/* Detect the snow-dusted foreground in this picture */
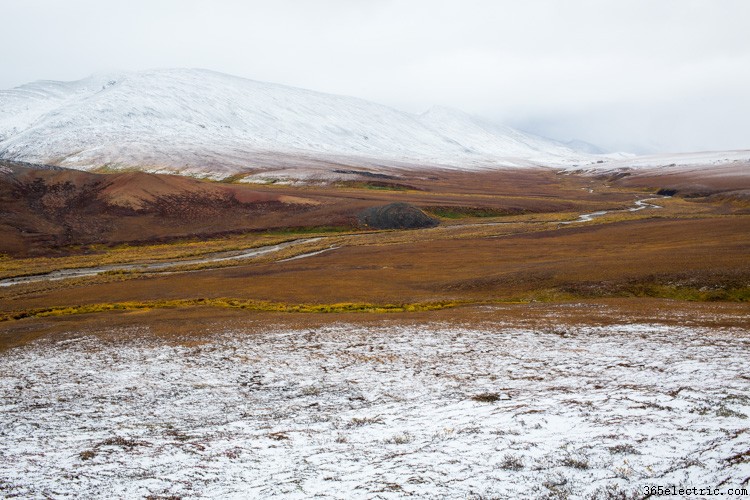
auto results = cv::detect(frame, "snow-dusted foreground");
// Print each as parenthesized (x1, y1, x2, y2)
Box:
(1, 323, 749, 498)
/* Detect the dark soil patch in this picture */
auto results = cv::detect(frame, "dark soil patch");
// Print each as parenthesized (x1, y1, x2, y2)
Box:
(471, 393, 502, 403)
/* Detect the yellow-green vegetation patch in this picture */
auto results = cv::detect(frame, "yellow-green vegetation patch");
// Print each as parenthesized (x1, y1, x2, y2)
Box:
(217, 173, 250, 183)
(0, 298, 468, 322)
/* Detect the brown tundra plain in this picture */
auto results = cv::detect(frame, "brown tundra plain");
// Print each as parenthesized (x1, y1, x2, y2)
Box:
(1, 159, 749, 498)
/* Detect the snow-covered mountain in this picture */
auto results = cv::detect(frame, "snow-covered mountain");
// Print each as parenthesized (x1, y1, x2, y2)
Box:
(0, 69, 591, 179)
(565, 139, 606, 155)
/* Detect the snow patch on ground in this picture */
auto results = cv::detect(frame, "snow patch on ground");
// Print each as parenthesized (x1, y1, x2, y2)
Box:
(1, 324, 748, 498)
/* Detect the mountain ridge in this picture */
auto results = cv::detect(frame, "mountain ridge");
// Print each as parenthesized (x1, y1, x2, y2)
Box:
(0, 68, 592, 179)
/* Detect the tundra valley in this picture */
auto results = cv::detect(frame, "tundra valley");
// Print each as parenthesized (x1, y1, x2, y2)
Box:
(0, 69, 748, 499)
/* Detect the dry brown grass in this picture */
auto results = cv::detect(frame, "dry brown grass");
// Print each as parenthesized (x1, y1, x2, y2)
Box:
(0, 194, 711, 283)
(0, 165, 634, 257)
(1, 298, 747, 353)
(1, 166, 748, 350)
(0, 229, 360, 280)
(2, 214, 747, 315)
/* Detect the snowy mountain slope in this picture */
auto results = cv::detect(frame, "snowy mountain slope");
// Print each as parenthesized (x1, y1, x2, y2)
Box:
(418, 106, 583, 165)
(565, 139, 606, 155)
(0, 69, 591, 178)
(0, 77, 112, 143)
(565, 149, 750, 176)
(564, 150, 750, 202)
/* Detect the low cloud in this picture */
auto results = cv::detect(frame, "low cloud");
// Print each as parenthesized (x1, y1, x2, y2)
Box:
(2, 0, 748, 153)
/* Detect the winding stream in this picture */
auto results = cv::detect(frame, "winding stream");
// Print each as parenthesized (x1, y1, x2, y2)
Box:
(0, 238, 321, 287)
(559, 197, 664, 225)
(0, 197, 666, 288)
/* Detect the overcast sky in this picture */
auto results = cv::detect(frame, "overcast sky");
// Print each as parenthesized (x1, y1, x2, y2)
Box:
(2, 0, 749, 153)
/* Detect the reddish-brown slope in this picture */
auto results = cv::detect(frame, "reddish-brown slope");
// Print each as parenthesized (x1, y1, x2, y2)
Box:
(0, 162, 326, 256)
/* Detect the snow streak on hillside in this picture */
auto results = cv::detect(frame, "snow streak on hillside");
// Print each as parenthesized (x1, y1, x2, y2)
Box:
(0, 69, 589, 178)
